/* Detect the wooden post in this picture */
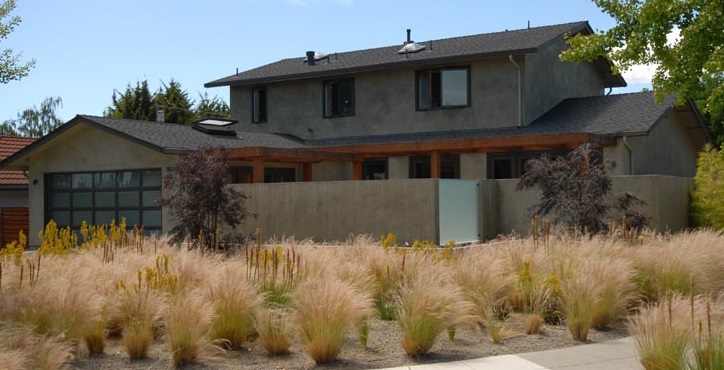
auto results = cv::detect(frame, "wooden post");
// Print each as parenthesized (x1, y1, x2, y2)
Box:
(252, 158, 264, 183)
(431, 151, 441, 179)
(302, 163, 313, 182)
(353, 160, 363, 180)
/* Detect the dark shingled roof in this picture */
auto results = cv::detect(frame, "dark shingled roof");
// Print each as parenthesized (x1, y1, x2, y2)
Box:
(78, 115, 305, 151)
(206, 21, 624, 88)
(307, 92, 674, 147)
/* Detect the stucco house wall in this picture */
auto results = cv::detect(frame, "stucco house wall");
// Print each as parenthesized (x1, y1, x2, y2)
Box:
(24, 123, 180, 245)
(628, 112, 701, 177)
(524, 37, 606, 124)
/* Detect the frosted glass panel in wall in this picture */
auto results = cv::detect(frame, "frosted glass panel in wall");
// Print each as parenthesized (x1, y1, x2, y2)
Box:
(438, 180, 478, 244)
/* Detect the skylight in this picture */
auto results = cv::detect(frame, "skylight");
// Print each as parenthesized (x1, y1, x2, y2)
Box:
(194, 118, 235, 127)
(398, 42, 427, 54)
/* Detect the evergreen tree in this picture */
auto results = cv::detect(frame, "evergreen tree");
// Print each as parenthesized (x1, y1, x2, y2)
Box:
(193, 92, 230, 121)
(154, 79, 194, 125)
(105, 80, 155, 121)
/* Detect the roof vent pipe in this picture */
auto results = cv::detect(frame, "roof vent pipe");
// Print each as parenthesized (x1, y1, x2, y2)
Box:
(306, 51, 316, 66)
(406, 29, 412, 44)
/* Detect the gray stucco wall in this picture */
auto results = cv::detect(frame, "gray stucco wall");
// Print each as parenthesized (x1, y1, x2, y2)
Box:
(627, 113, 700, 177)
(229, 43, 608, 140)
(524, 37, 606, 124)
(233, 180, 439, 244)
(487, 175, 692, 237)
(25, 123, 180, 245)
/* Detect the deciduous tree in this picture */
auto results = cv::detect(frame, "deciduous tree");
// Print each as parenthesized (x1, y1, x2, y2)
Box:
(158, 147, 250, 250)
(561, 0, 724, 146)
(0, 0, 35, 84)
(2, 96, 63, 137)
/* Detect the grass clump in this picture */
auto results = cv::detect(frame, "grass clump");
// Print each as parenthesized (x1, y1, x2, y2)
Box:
(397, 271, 471, 356)
(558, 261, 601, 341)
(293, 279, 372, 364)
(166, 292, 217, 367)
(207, 264, 262, 349)
(253, 308, 294, 355)
(0, 321, 73, 370)
(629, 294, 696, 370)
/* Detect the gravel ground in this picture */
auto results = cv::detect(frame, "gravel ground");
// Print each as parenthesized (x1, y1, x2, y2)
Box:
(70, 314, 630, 370)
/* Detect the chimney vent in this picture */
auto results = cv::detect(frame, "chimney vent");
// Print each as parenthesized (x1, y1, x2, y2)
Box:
(406, 29, 412, 44)
(306, 51, 316, 65)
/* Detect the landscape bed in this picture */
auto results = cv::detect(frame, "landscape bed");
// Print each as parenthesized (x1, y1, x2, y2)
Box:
(0, 225, 722, 370)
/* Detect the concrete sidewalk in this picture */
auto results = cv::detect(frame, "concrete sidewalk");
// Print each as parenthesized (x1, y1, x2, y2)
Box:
(379, 337, 642, 370)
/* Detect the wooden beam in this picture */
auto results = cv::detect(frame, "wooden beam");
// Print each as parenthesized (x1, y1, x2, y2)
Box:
(314, 133, 615, 155)
(430, 151, 441, 179)
(252, 158, 264, 183)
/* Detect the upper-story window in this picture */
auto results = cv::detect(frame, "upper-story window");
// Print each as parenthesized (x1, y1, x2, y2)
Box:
(416, 67, 470, 110)
(252, 87, 267, 123)
(323, 79, 355, 118)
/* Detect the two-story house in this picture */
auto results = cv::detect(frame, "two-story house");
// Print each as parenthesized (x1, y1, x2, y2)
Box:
(0, 21, 711, 245)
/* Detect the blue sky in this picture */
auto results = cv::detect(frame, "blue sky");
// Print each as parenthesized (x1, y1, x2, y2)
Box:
(1, 0, 652, 123)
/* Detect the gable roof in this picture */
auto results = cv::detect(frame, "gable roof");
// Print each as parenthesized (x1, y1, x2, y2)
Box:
(76, 116, 305, 152)
(206, 21, 625, 88)
(0, 136, 36, 187)
(0, 116, 305, 171)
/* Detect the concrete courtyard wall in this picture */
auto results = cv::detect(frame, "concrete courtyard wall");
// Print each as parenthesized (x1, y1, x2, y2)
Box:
(232, 179, 439, 244)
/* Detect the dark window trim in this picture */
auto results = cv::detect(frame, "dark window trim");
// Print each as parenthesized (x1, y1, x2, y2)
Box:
(251, 87, 267, 123)
(487, 151, 569, 179)
(415, 66, 471, 111)
(45, 168, 162, 231)
(322, 78, 355, 118)
(362, 158, 388, 180)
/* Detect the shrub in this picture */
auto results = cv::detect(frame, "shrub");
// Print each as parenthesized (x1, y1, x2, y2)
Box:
(691, 144, 724, 230)
(516, 143, 647, 234)
(293, 279, 372, 364)
(207, 264, 262, 349)
(253, 308, 293, 355)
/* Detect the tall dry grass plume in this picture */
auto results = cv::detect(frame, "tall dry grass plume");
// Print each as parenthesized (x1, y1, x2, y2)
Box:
(0, 321, 72, 370)
(629, 293, 701, 370)
(253, 307, 294, 355)
(207, 262, 263, 349)
(293, 278, 373, 364)
(166, 292, 219, 367)
(396, 268, 472, 356)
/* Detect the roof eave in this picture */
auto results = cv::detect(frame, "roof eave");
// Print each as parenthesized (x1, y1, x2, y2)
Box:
(204, 48, 539, 88)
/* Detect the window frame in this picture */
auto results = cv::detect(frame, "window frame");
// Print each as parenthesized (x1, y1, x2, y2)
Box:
(416, 66, 471, 111)
(487, 151, 569, 179)
(251, 87, 268, 123)
(322, 78, 355, 118)
(44, 168, 163, 235)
